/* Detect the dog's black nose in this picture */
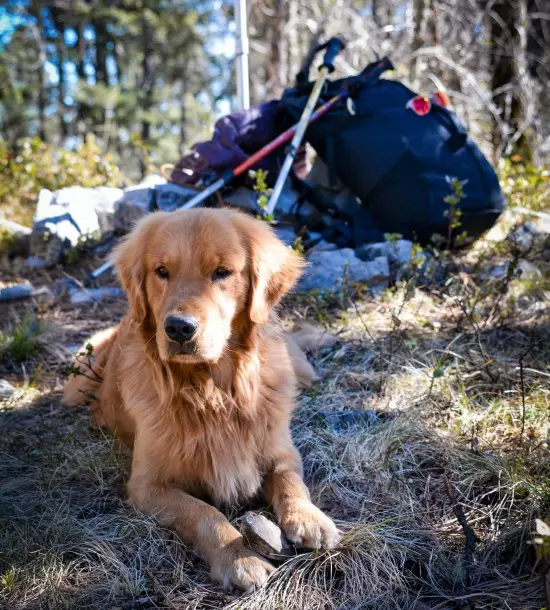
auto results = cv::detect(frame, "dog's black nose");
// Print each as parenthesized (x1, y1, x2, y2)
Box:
(164, 316, 199, 343)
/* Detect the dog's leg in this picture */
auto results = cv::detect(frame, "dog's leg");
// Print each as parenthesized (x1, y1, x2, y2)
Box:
(128, 469, 274, 591)
(265, 446, 341, 550)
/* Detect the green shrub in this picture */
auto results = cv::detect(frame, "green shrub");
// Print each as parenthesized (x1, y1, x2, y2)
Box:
(499, 156, 550, 212)
(0, 135, 126, 226)
(0, 312, 44, 362)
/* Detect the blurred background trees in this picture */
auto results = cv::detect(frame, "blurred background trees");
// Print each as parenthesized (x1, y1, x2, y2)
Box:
(0, 0, 548, 180)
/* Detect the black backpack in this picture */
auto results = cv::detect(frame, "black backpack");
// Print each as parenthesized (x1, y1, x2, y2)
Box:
(281, 59, 506, 246)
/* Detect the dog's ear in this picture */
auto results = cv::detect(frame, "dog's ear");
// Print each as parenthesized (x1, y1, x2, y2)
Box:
(111, 213, 165, 325)
(234, 213, 305, 325)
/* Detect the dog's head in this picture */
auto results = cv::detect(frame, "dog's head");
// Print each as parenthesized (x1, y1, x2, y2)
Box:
(112, 208, 304, 363)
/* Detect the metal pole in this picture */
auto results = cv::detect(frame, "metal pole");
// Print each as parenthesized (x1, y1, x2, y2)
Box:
(234, 0, 250, 110)
(264, 71, 329, 217)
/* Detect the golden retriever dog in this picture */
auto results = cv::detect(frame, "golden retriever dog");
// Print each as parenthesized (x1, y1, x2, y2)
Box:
(63, 208, 340, 591)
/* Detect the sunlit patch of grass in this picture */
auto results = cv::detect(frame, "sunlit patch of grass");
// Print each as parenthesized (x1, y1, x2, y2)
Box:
(0, 312, 44, 362)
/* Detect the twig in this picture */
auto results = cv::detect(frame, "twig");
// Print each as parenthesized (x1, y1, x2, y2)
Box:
(443, 474, 478, 603)
(144, 567, 178, 610)
(349, 288, 374, 341)
(518, 343, 535, 441)
(455, 297, 498, 383)
(77, 389, 97, 402)
(74, 354, 103, 383)
(543, 567, 550, 610)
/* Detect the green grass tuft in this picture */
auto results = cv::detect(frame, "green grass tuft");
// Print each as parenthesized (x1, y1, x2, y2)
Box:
(0, 312, 44, 362)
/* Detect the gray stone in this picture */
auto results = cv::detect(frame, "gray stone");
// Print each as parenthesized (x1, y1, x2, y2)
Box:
(308, 239, 338, 254)
(0, 379, 17, 399)
(0, 217, 32, 257)
(488, 263, 509, 279)
(0, 283, 34, 302)
(274, 226, 298, 246)
(356, 239, 414, 266)
(155, 182, 199, 212)
(70, 287, 124, 306)
(317, 410, 379, 432)
(25, 256, 46, 269)
(509, 224, 535, 252)
(241, 512, 294, 561)
(224, 181, 307, 218)
(298, 248, 389, 292)
(113, 175, 167, 232)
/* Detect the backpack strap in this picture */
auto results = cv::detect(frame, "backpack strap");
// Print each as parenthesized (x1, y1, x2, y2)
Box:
(432, 105, 468, 152)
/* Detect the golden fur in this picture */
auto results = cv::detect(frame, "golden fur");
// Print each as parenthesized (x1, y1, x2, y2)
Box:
(63, 208, 339, 591)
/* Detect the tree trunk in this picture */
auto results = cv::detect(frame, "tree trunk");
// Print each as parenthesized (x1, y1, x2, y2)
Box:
(265, 0, 288, 97)
(93, 20, 109, 85)
(140, 17, 156, 175)
(77, 23, 86, 81)
(489, 0, 530, 159)
(57, 33, 69, 139)
(409, 0, 427, 84)
(37, 66, 46, 141)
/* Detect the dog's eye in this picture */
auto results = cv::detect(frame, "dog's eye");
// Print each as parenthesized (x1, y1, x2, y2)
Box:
(211, 267, 232, 281)
(155, 266, 170, 280)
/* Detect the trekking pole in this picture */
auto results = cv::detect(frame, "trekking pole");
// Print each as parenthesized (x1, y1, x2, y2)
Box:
(87, 57, 393, 284)
(86, 92, 347, 283)
(263, 37, 345, 217)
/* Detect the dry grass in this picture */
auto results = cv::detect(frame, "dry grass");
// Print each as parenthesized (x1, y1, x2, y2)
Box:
(1, 225, 550, 609)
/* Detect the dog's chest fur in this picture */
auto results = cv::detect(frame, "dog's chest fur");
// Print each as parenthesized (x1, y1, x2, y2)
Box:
(155, 401, 267, 505)
(116, 324, 295, 507)
(121, 351, 276, 506)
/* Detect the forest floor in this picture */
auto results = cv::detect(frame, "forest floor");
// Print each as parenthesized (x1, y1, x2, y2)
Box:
(1, 214, 549, 610)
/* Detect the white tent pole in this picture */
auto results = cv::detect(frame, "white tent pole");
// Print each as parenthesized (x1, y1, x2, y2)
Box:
(234, 0, 250, 110)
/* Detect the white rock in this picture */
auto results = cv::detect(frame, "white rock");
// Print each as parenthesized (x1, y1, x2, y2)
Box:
(0, 379, 17, 399)
(517, 259, 541, 280)
(33, 186, 123, 247)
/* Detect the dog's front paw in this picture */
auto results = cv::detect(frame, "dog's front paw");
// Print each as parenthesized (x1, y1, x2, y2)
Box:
(210, 540, 275, 592)
(280, 500, 340, 550)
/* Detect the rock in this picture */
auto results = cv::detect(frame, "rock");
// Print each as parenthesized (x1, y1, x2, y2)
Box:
(0, 379, 17, 399)
(155, 182, 200, 212)
(488, 263, 508, 279)
(0, 282, 35, 302)
(532, 212, 550, 234)
(317, 410, 379, 432)
(31, 186, 123, 266)
(223, 186, 258, 213)
(298, 248, 389, 292)
(113, 187, 154, 233)
(0, 216, 32, 257)
(509, 223, 535, 252)
(25, 256, 46, 270)
(33, 186, 122, 247)
(0, 282, 56, 304)
(224, 181, 307, 218)
(308, 239, 338, 254)
(274, 225, 298, 246)
(0, 216, 32, 237)
(356, 239, 414, 266)
(241, 512, 294, 561)
(517, 259, 541, 280)
(70, 287, 124, 306)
